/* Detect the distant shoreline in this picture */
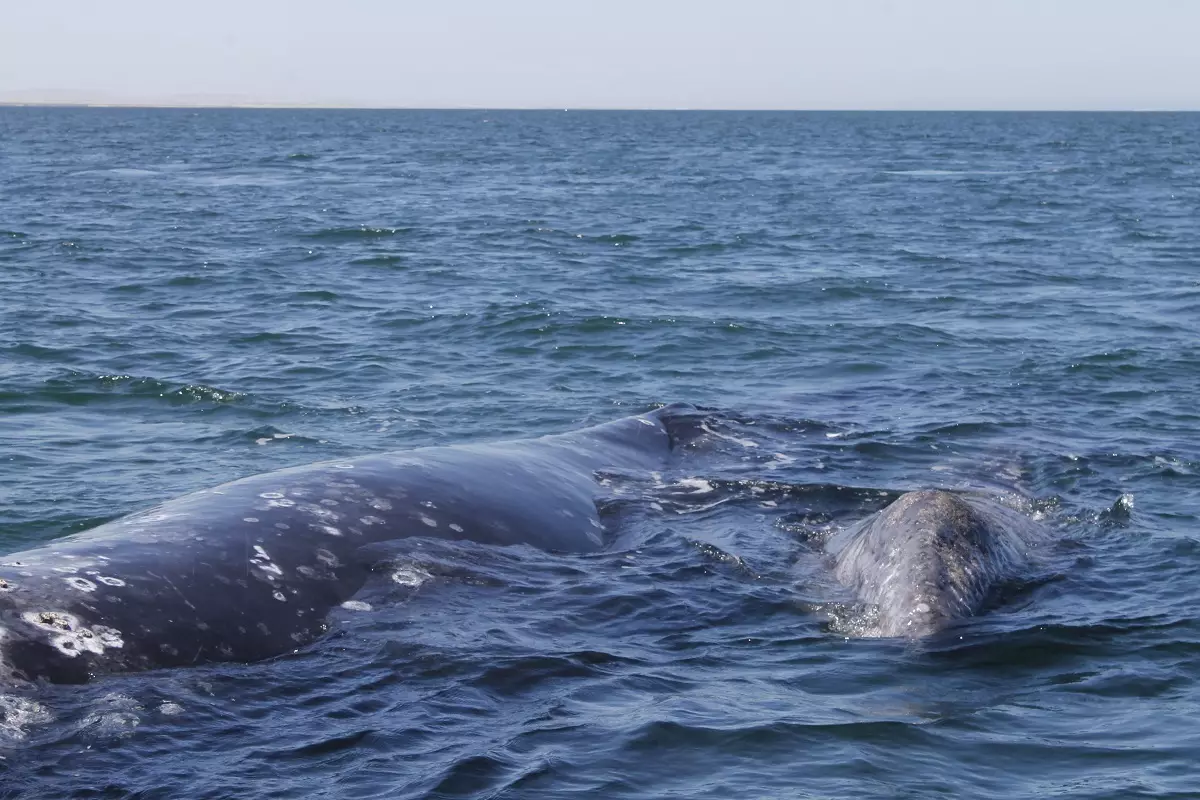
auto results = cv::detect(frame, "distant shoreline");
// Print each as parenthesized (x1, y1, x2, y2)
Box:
(0, 101, 370, 110)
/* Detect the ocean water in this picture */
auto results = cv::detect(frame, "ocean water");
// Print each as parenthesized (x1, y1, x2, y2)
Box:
(1, 108, 1199, 798)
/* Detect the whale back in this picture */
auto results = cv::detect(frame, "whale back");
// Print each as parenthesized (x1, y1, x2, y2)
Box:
(0, 406, 689, 683)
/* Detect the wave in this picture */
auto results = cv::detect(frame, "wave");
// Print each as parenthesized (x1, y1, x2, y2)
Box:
(523, 226, 640, 246)
(350, 254, 405, 266)
(0, 372, 253, 412)
(305, 226, 417, 241)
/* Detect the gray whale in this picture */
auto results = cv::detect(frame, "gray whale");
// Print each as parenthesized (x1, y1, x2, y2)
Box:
(826, 489, 1046, 638)
(0, 405, 697, 683)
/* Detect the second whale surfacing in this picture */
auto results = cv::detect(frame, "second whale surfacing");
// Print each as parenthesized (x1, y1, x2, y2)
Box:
(826, 489, 1047, 638)
(0, 405, 701, 684)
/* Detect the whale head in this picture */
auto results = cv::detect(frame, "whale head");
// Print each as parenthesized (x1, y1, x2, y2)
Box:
(829, 490, 1032, 638)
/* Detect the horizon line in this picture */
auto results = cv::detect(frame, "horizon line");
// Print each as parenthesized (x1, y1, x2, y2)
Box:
(2, 101, 1198, 113)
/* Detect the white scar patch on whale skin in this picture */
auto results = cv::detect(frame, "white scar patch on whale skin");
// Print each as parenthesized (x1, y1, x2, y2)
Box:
(448, 523, 464, 533)
(21, 611, 124, 657)
(251, 546, 284, 578)
(66, 577, 97, 593)
(96, 576, 126, 587)
(341, 600, 372, 611)
(302, 505, 340, 523)
(369, 498, 393, 511)
(420, 500, 438, 509)
(359, 516, 386, 526)
(390, 566, 432, 587)
(418, 514, 438, 528)
(313, 525, 343, 537)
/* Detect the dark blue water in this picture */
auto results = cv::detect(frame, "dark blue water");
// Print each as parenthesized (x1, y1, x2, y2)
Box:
(2, 109, 1199, 798)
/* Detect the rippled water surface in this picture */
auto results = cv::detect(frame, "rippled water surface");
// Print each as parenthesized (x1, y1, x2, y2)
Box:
(2, 109, 1199, 798)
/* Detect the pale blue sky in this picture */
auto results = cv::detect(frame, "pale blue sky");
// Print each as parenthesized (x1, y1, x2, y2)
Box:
(2, 0, 1197, 109)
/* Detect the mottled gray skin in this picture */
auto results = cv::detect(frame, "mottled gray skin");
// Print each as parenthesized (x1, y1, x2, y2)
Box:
(0, 406, 690, 683)
(826, 489, 1045, 638)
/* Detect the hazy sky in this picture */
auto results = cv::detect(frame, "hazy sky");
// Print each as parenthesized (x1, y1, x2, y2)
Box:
(2, 0, 1198, 109)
